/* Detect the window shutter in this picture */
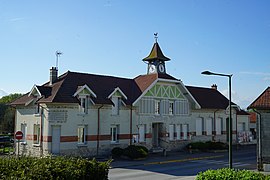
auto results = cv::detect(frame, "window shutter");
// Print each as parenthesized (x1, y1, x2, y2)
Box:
(196, 118, 202, 136)
(176, 124, 181, 140)
(169, 124, 174, 140)
(183, 124, 188, 140)
(216, 118, 222, 135)
(139, 125, 145, 142)
(206, 118, 212, 135)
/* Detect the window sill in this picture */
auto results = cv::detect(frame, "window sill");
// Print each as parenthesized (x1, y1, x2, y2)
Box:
(33, 144, 41, 147)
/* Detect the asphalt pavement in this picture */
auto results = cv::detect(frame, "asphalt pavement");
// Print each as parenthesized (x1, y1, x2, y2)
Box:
(110, 145, 250, 169)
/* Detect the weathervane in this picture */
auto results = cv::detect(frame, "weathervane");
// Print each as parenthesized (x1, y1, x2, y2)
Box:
(55, 50, 63, 69)
(154, 32, 158, 42)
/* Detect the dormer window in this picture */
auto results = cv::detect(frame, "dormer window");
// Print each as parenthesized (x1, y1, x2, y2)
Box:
(111, 96, 120, 115)
(35, 103, 40, 114)
(79, 96, 88, 114)
(108, 87, 128, 116)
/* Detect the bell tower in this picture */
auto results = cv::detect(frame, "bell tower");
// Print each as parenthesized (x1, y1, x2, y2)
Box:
(143, 33, 170, 74)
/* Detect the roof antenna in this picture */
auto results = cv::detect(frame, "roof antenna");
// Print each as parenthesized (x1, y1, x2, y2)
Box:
(55, 50, 63, 70)
(154, 32, 158, 43)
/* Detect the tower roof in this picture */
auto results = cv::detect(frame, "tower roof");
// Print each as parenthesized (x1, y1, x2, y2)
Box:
(142, 42, 170, 62)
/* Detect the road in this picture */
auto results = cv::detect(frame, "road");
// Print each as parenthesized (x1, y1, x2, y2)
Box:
(109, 145, 257, 180)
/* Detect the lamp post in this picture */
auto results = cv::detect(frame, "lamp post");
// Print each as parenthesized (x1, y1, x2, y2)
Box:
(201, 70, 233, 169)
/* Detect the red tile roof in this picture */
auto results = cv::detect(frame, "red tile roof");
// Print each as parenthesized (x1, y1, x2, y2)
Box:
(248, 87, 270, 110)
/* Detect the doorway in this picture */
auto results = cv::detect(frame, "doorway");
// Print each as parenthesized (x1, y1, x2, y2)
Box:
(51, 125, 61, 154)
(152, 123, 161, 148)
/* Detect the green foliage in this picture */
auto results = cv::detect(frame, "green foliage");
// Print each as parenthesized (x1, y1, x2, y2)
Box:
(0, 93, 23, 133)
(111, 145, 149, 160)
(187, 141, 227, 151)
(111, 147, 124, 158)
(0, 93, 23, 104)
(196, 168, 267, 180)
(123, 145, 148, 159)
(0, 156, 111, 180)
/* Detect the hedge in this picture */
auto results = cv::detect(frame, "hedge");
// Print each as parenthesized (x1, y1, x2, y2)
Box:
(0, 156, 111, 180)
(187, 141, 227, 151)
(196, 168, 269, 180)
(111, 145, 148, 160)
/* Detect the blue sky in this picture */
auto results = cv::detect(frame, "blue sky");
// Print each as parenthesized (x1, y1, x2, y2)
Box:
(0, 0, 270, 109)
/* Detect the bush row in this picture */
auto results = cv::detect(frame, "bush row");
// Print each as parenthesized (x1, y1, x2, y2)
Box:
(187, 141, 227, 151)
(196, 168, 269, 180)
(111, 145, 148, 160)
(0, 156, 111, 180)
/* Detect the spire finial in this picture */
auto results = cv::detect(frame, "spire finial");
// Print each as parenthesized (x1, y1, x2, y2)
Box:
(154, 32, 158, 43)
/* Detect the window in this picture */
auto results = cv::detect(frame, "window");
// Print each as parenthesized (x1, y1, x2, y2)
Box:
(21, 123, 27, 143)
(155, 100, 161, 115)
(33, 124, 40, 144)
(79, 97, 88, 114)
(138, 125, 146, 142)
(169, 124, 175, 141)
(112, 96, 120, 115)
(196, 118, 203, 136)
(111, 125, 119, 143)
(169, 101, 174, 115)
(78, 126, 87, 144)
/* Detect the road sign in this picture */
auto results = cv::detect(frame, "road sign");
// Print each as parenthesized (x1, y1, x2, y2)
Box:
(15, 131, 23, 140)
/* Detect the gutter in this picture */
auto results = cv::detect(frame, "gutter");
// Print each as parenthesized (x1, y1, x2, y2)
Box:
(97, 105, 104, 156)
(129, 105, 133, 145)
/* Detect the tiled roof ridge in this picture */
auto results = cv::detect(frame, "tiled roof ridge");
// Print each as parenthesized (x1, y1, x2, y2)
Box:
(67, 71, 134, 81)
(248, 86, 270, 109)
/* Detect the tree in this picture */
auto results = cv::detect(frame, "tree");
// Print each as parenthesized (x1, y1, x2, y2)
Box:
(0, 93, 23, 134)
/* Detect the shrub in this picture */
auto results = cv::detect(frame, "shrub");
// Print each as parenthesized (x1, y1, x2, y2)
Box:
(123, 145, 148, 159)
(187, 141, 227, 151)
(111, 147, 124, 158)
(0, 156, 111, 180)
(196, 168, 267, 180)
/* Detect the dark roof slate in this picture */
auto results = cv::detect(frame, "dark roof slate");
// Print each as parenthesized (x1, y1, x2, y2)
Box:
(186, 86, 231, 109)
(11, 70, 239, 112)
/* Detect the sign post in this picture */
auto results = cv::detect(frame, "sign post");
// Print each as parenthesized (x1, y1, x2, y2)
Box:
(15, 131, 23, 157)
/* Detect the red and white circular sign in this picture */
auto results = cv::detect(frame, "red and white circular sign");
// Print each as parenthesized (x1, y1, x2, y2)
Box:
(15, 131, 23, 140)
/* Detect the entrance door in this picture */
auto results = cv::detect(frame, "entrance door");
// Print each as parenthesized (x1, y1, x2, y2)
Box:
(152, 123, 160, 148)
(51, 125, 61, 154)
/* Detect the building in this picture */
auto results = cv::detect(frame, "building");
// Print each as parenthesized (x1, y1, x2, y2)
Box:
(11, 39, 249, 157)
(248, 87, 270, 171)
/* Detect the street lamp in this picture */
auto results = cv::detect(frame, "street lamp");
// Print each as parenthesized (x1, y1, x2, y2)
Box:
(201, 70, 233, 169)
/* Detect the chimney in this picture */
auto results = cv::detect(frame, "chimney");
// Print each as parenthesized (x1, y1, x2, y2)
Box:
(50, 67, 58, 85)
(211, 84, 217, 90)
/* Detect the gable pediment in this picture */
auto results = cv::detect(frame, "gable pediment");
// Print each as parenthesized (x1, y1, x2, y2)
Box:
(73, 84, 97, 98)
(28, 85, 42, 98)
(107, 87, 128, 100)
